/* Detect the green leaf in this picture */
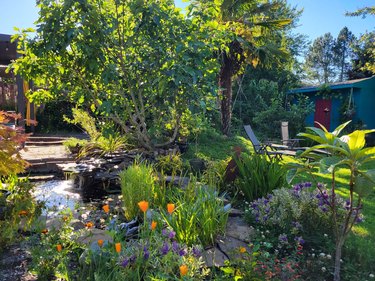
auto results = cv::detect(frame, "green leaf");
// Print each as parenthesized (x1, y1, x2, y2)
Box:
(347, 130, 365, 150)
(319, 156, 342, 173)
(332, 120, 351, 136)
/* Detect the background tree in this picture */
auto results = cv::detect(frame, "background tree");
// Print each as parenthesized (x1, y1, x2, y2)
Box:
(334, 27, 355, 81)
(304, 33, 336, 84)
(348, 31, 375, 79)
(346, 6, 375, 76)
(11, 0, 220, 150)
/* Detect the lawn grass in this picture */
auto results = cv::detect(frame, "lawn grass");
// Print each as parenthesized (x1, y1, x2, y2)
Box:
(182, 130, 253, 161)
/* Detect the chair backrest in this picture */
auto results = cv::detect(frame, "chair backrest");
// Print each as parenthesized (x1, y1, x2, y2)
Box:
(244, 125, 262, 153)
(281, 121, 289, 146)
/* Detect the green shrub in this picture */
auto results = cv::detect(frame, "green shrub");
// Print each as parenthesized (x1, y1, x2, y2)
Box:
(154, 152, 184, 176)
(0, 176, 42, 250)
(62, 138, 88, 154)
(163, 181, 229, 247)
(120, 163, 156, 221)
(235, 153, 286, 202)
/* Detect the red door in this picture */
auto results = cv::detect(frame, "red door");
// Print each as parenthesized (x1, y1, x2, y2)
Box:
(314, 99, 332, 130)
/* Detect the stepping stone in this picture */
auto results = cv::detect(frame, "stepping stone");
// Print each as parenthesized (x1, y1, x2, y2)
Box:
(229, 208, 244, 217)
(225, 216, 254, 243)
(76, 228, 113, 245)
(202, 247, 228, 267)
(216, 235, 251, 261)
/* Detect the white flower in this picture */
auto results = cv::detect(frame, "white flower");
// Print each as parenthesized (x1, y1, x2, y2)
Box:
(321, 267, 326, 272)
(324, 233, 328, 237)
(320, 253, 326, 257)
(369, 273, 374, 278)
(326, 254, 332, 260)
(311, 253, 315, 258)
(261, 235, 265, 239)
(340, 259, 343, 263)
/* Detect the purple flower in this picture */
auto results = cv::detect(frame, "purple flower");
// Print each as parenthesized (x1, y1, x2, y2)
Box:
(304, 182, 312, 188)
(344, 200, 351, 210)
(130, 255, 136, 263)
(162, 228, 168, 236)
(121, 258, 129, 267)
(160, 242, 170, 255)
(292, 221, 302, 230)
(355, 216, 364, 223)
(172, 241, 179, 252)
(143, 246, 150, 260)
(192, 247, 201, 257)
(178, 248, 187, 256)
(317, 183, 324, 189)
(169, 230, 176, 239)
(295, 236, 305, 245)
(278, 234, 288, 242)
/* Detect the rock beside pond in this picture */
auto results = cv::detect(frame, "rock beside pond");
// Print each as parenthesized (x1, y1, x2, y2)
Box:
(202, 247, 228, 267)
(76, 228, 113, 245)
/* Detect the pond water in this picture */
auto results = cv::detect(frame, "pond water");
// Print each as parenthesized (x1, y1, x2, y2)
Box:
(34, 180, 82, 216)
(33, 179, 115, 218)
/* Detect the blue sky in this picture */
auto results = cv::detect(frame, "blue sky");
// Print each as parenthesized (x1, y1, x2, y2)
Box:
(0, 0, 374, 41)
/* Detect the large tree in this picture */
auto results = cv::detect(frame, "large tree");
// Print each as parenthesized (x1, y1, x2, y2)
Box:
(304, 33, 336, 84)
(190, 0, 292, 135)
(12, 0, 220, 150)
(334, 27, 355, 81)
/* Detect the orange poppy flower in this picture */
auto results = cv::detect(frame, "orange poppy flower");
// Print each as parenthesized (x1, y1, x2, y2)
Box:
(41, 229, 48, 234)
(151, 221, 157, 231)
(18, 210, 28, 216)
(102, 204, 110, 213)
(85, 222, 94, 229)
(97, 239, 104, 247)
(138, 201, 149, 213)
(115, 242, 121, 253)
(167, 203, 175, 215)
(180, 264, 188, 276)
(239, 247, 246, 253)
(56, 244, 62, 252)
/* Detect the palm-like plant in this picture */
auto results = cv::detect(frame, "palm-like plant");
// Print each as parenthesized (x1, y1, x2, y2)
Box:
(190, 0, 292, 135)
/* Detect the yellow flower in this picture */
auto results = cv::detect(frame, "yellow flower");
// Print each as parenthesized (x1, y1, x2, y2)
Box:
(180, 264, 188, 276)
(167, 203, 175, 215)
(97, 239, 104, 247)
(151, 221, 157, 231)
(115, 242, 121, 253)
(239, 247, 246, 253)
(102, 204, 110, 213)
(56, 244, 62, 252)
(138, 201, 149, 213)
(41, 229, 48, 234)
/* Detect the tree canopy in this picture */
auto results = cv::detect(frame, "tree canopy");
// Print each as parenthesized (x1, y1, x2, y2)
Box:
(12, 0, 221, 149)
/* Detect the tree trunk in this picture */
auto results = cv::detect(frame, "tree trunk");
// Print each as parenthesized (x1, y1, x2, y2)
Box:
(219, 62, 233, 136)
(333, 237, 345, 281)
